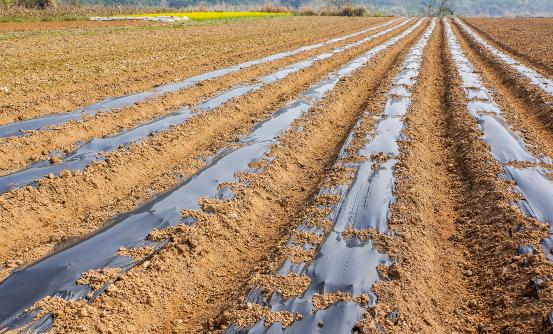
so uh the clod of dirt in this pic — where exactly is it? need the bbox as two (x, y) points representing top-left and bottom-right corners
(225, 303), (295, 328)
(49, 156), (62, 164)
(77, 268), (121, 290)
(116, 246), (155, 261)
(342, 227), (374, 241)
(31, 296), (91, 321)
(251, 273), (311, 299)
(292, 231), (323, 247)
(312, 292), (370, 310)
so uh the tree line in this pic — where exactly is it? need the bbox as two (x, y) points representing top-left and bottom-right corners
(3, 0), (553, 16)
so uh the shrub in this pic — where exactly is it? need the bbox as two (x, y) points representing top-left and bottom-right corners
(340, 5), (354, 16)
(352, 5), (367, 16)
(298, 5), (316, 16)
(261, 3), (289, 13)
(317, 5), (368, 17)
(319, 7), (340, 16)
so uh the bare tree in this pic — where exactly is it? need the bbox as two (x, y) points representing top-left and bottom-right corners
(422, 0), (436, 16)
(421, 0), (453, 16)
(436, 0), (453, 16)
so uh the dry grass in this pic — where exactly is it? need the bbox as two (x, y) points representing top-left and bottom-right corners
(298, 5), (373, 17)
(0, 4), (168, 22)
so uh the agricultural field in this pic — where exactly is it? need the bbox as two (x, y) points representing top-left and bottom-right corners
(464, 17), (553, 76)
(0, 15), (553, 334)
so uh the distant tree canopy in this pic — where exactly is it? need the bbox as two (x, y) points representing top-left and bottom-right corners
(8, 0), (553, 16)
(420, 0), (452, 16)
(355, 0), (553, 16)
(454, 0), (553, 16)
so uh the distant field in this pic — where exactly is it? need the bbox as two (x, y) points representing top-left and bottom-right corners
(128, 11), (291, 21)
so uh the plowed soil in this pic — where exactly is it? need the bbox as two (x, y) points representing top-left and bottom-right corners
(0, 19), (161, 33)
(463, 17), (553, 78)
(2, 16), (553, 334)
(0, 17), (410, 280)
(0, 16), (387, 124)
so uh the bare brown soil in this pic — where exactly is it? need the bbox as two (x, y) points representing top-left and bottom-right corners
(0, 19), (162, 33)
(0, 17), (400, 174)
(17, 19), (428, 334)
(445, 21), (553, 333)
(0, 18), (416, 282)
(463, 17), (553, 78)
(371, 22), (475, 333)
(455, 19), (553, 136)
(3, 17), (553, 334)
(0, 16), (388, 125)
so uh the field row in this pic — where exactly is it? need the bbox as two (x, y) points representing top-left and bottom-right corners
(1, 16), (553, 333)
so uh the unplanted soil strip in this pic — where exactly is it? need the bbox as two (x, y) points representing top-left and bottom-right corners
(0, 19), (400, 139)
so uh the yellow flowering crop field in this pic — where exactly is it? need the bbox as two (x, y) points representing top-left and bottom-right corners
(129, 11), (290, 21)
